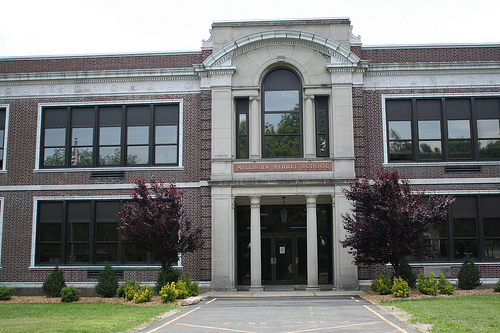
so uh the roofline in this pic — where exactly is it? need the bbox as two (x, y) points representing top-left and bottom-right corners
(0, 49), (203, 61)
(212, 17), (351, 27)
(362, 42), (500, 50)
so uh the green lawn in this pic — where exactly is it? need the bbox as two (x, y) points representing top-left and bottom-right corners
(0, 303), (177, 333)
(384, 294), (500, 332)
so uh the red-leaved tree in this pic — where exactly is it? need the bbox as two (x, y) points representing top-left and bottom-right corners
(340, 169), (455, 276)
(117, 179), (203, 284)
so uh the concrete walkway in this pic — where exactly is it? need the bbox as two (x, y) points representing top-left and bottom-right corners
(140, 291), (420, 333)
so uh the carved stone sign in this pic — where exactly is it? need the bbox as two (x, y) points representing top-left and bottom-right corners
(234, 161), (333, 172)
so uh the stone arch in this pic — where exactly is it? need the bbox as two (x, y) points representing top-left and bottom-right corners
(202, 30), (361, 68)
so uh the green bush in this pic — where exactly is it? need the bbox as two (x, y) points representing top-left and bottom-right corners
(175, 280), (188, 299)
(132, 285), (153, 304)
(155, 266), (181, 294)
(122, 282), (153, 303)
(371, 272), (392, 295)
(159, 282), (177, 303)
(116, 280), (140, 298)
(398, 257), (416, 289)
(437, 273), (455, 295)
(94, 263), (118, 298)
(417, 272), (437, 296)
(493, 277), (500, 292)
(42, 264), (67, 298)
(457, 256), (482, 290)
(392, 277), (411, 298)
(0, 286), (15, 300)
(61, 286), (81, 302)
(183, 272), (200, 297)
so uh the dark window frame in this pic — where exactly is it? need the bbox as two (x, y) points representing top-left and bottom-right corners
(386, 97), (500, 162)
(261, 67), (303, 158)
(235, 98), (249, 159)
(315, 96), (330, 157)
(40, 103), (180, 168)
(35, 199), (161, 266)
(418, 194), (500, 263)
(0, 108), (6, 169)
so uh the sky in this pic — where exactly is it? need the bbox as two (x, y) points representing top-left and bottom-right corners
(1, 0), (499, 57)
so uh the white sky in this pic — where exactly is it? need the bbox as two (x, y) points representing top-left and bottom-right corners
(1, 0), (499, 57)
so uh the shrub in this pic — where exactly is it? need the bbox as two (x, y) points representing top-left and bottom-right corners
(122, 282), (153, 303)
(61, 286), (81, 302)
(417, 272), (437, 296)
(94, 263), (118, 298)
(159, 282), (177, 303)
(155, 266), (181, 294)
(184, 272), (200, 297)
(42, 264), (66, 297)
(493, 278), (500, 292)
(457, 256), (482, 290)
(0, 286), (15, 300)
(132, 285), (153, 304)
(392, 277), (411, 298)
(437, 273), (455, 295)
(398, 257), (416, 289)
(116, 280), (140, 298)
(175, 280), (188, 299)
(371, 272), (392, 295)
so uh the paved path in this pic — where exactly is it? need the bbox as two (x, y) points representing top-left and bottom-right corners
(139, 292), (420, 333)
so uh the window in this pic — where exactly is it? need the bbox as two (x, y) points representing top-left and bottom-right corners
(262, 68), (302, 158)
(386, 97), (500, 162)
(36, 200), (161, 265)
(315, 96), (329, 157)
(421, 195), (500, 262)
(236, 98), (249, 159)
(41, 103), (180, 168)
(0, 108), (6, 169)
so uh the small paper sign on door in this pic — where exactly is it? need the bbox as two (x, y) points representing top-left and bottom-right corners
(279, 246), (286, 254)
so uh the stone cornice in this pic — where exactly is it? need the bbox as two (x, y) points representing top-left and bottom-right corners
(0, 67), (198, 84)
(366, 61), (500, 74)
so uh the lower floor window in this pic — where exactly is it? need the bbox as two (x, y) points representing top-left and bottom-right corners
(36, 200), (166, 266)
(422, 195), (500, 262)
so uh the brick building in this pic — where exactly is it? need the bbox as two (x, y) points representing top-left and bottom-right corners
(0, 18), (499, 292)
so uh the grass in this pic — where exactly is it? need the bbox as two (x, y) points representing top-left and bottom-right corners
(383, 294), (500, 332)
(0, 303), (177, 333)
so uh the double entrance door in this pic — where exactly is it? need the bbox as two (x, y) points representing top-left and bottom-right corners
(261, 234), (307, 285)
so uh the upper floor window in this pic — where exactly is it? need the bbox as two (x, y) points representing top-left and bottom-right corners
(41, 103), (180, 168)
(262, 68), (302, 158)
(315, 96), (329, 157)
(0, 108), (6, 169)
(236, 98), (249, 159)
(386, 97), (500, 162)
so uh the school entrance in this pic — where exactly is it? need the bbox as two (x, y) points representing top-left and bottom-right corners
(236, 201), (332, 288)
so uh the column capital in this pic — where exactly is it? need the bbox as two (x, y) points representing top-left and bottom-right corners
(249, 96), (260, 101)
(305, 195), (318, 208)
(250, 196), (261, 208)
(303, 95), (315, 100)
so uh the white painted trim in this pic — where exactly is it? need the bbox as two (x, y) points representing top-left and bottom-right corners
(35, 99), (185, 170)
(0, 50), (202, 61)
(363, 43), (500, 50)
(0, 181), (209, 192)
(0, 104), (8, 172)
(407, 178), (500, 185)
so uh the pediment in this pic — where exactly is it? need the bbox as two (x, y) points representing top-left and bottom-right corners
(203, 30), (361, 68)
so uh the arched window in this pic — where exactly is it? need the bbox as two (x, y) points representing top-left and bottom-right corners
(262, 68), (302, 158)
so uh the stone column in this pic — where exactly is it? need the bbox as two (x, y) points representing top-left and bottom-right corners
(306, 195), (319, 290)
(249, 96), (261, 159)
(250, 196), (263, 290)
(331, 198), (337, 291)
(303, 95), (315, 158)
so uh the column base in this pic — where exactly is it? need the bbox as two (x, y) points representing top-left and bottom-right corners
(249, 286), (264, 291)
(305, 286), (320, 291)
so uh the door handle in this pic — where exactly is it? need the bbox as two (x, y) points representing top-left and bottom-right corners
(271, 258), (277, 264)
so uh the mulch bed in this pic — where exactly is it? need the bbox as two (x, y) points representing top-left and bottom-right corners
(1, 295), (177, 306)
(361, 288), (498, 303)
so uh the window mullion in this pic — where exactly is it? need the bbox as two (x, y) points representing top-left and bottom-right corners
(471, 97), (479, 160)
(149, 104), (154, 166)
(411, 99), (418, 161)
(66, 107), (72, 168)
(441, 98), (449, 161)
